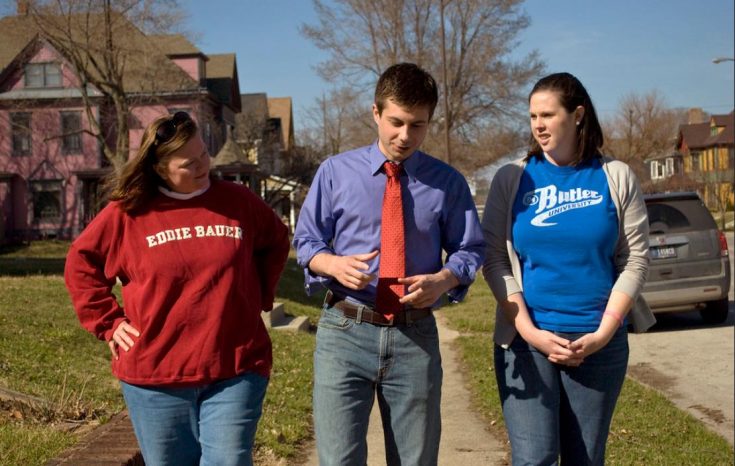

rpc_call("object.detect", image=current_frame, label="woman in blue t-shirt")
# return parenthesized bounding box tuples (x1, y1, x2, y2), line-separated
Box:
(481, 72, 653, 465)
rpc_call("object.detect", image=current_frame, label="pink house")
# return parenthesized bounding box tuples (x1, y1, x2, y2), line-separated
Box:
(0, 8, 241, 242)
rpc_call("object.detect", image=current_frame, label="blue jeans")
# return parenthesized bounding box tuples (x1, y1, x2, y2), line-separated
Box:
(313, 304, 443, 466)
(120, 372, 269, 466)
(495, 327, 629, 466)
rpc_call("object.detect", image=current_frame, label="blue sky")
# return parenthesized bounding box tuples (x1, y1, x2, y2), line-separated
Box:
(183, 0, 733, 126)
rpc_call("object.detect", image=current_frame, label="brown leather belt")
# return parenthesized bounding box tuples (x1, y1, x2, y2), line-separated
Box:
(325, 290, 432, 326)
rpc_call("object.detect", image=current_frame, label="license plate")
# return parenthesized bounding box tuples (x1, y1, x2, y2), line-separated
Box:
(651, 246, 677, 259)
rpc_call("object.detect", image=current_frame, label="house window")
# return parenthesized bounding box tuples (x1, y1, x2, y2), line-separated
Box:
(11, 112, 32, 156)
(665, 158, 674, 177)
(690, 152, 701, 172)
(31, 180, 63, 222)
(650, 161, 664, 180)
(61, 111, 82, 153)
(24, 63, 62, 88)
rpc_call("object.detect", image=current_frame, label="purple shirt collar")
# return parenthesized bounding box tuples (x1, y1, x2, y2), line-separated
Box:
(368, 141, 420, 183)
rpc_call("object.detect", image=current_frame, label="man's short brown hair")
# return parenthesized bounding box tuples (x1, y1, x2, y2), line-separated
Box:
(374, 63, 438, 119)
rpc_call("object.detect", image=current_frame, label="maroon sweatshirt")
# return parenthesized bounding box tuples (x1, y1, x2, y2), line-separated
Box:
(64, 180, 290, 386)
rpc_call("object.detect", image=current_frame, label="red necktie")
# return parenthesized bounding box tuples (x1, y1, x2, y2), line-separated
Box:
(375, 161, 405, 315)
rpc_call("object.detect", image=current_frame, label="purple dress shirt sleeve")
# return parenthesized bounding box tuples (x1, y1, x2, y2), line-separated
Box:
(293, 143, 485, 305)
(292, 161, 337, 295)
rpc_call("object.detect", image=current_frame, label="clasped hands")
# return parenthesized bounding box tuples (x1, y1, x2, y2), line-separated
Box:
(525, 328, 614, 367)
(319, 250, 458, 308)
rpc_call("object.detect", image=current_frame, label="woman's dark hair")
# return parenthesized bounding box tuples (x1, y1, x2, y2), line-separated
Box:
(526, 72, 604, 164)
(375, 63, 439, 119)
(107, 112, 198, 213)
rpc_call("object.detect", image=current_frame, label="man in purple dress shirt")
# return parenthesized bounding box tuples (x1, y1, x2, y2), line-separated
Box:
(293, 63, 485, 466)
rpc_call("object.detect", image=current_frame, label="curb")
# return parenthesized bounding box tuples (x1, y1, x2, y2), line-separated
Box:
(262, 302, 310, 332)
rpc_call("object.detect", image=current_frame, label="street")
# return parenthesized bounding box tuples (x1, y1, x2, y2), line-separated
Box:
(627, 232, 734, 445)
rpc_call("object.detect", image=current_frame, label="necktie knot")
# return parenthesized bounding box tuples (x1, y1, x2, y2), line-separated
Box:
(384, 161, 401, 179)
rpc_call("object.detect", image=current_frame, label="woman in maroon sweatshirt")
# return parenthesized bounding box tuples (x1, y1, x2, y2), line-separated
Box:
(65, 111, 290, 465)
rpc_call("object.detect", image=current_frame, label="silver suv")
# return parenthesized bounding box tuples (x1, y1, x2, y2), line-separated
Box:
(641, 192, 731, 324)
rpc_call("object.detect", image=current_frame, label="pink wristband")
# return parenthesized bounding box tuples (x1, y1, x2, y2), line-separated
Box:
(603, 310, 625, 327)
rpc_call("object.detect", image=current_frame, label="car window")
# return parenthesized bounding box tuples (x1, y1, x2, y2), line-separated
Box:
(646, 199, 717, 233)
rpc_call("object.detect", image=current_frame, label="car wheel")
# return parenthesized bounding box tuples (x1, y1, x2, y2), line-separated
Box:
(700, 298, 730, 324)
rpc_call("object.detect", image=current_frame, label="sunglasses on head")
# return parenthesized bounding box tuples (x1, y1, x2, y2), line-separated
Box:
(155, 111, 191, 145)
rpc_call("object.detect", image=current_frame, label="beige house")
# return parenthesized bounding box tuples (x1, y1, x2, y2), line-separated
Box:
(677, 111, 734, 209)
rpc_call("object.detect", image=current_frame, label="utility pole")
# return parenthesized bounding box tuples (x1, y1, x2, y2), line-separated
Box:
(439, 0, 451, 165)
(321, 92, 328, 154)
(627, 108, 634, 161)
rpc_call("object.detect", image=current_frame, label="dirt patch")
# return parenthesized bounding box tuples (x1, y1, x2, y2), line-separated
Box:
(0, 387, 102, 434)
(627, 363, 730, 429)
(689, 404, 727, 424)
(627, 362, 677, 392)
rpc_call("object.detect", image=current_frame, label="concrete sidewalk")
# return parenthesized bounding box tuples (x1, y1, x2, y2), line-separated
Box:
(302, 311, 507, 465)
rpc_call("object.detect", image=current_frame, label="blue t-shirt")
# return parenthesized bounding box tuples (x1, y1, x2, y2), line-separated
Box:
(512, 155, 619, 332)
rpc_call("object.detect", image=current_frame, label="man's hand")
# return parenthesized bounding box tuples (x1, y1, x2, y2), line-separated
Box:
(310, 251, 378, 290)
(398, 269, 459, 308)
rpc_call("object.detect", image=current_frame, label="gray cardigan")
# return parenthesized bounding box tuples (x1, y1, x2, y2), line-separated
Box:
(481, 156, 656, 346)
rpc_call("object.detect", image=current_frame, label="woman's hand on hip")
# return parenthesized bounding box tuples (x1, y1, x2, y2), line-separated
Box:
(108, 321, 141, 360)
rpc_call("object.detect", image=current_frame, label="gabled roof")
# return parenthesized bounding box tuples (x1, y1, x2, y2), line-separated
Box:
(213, 137, 253, 166)
(678, 111, 734, 150)
(233, 93, 271, 146)
(0, 13, 198, 94)
(678, 122, 711, 150)
(150, 34, 206, 58)
(267, 97, 293, 152)
(239, 93, 269, 123)
(711, 113, 731, 127)
(205, 54, 240, 112)
(207, 53, 235, 79)
(0, 13, 242, 106)
(0, 15, 40, 71)
(0, 33, 44, 89)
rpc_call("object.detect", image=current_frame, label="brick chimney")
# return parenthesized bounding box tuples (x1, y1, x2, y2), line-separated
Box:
(687, 107, 705, 124)
(17, 0, 30, 15)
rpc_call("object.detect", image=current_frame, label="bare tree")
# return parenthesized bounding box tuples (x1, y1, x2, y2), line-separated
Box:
(603, 91, 684, 180)
(24, 0, 188, 170)
(300, 0, 543, 172)
(300, 86, 374, 157)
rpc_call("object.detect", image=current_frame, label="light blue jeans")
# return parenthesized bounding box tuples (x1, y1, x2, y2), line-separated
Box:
(313, 304, 443, 466)
(495, 327, 629, 466)
(120, 372, 269, 466)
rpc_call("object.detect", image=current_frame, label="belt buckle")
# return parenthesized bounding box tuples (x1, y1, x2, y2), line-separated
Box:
(385, 313, 395, 326)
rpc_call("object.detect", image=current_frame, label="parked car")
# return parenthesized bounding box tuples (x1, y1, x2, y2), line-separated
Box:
(641, 192, 731, 323)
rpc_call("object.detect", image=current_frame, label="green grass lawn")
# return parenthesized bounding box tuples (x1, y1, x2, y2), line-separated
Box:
(443, 281, 734, 465)
(0, 243, 317, 465)
(2, 241, 733, 465)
